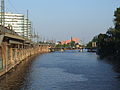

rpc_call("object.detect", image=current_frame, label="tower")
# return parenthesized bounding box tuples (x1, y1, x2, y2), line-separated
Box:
(26, 10, 29, 38)
(71, 36, 73, 42)
(0, 0, 5, 26)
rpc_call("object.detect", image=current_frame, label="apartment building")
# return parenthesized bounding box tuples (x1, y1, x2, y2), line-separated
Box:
(0, 12, 31, 38)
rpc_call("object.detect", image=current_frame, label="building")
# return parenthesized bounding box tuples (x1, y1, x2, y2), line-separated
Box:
(60, 37, 80, 45)
(92, 42, 97, 47)
(0, 12, 32, 38)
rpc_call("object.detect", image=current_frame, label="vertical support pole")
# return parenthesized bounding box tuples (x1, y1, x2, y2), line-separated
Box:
(0, 0, 5, 26)
(27, 10, 29, 39)
(23, 15, 25, 37)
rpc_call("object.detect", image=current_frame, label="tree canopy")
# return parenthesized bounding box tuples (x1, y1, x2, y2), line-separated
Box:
(89, 7, 120, 60)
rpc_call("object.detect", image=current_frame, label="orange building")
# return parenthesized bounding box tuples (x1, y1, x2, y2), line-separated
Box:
(60, 38, 79, 45)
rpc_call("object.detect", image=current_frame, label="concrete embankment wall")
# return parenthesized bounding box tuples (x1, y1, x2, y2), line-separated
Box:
(0, 42, 50, 77)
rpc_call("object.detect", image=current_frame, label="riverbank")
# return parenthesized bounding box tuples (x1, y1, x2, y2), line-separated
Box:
(0, 25, 51, 77)
(97, 54, 120, 74)
(0, 54, 40, 90)
(0, 43, 50, 77)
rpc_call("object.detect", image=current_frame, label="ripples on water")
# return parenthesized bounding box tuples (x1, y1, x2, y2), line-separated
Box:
(0, 50, 120, 90)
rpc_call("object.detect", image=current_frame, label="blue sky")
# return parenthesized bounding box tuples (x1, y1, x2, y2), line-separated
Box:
(5, 0, 120, 43)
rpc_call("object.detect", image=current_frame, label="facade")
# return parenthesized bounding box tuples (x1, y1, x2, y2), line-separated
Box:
(0, 12, 31, 38)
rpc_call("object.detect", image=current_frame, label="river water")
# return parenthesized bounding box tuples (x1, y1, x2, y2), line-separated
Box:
(0, 50, 120, 90)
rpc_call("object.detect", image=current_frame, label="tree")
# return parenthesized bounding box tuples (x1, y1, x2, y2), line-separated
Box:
(114, 8, 120, 30)
(96, 7, 120, 59)
(70, 41, 75, 48)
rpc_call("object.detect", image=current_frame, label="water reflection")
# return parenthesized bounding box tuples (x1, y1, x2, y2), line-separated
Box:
(0, 56, 38, 90)
(0, 51, 120, 90)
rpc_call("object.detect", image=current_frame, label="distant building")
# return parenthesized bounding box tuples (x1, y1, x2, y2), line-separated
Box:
(0, 12, 31, 38)
(60, 37, 80, 45)
(92, 42, 97, 47)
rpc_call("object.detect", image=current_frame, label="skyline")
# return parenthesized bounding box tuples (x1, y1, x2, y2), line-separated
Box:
(5, 0, 120, 43)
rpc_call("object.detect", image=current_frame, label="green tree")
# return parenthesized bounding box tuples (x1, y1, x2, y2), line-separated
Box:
(114, 8, 120, 30)
(96, 7, 120, 59)
(86, 41, 92, 48)
(70, 41, 75, 48)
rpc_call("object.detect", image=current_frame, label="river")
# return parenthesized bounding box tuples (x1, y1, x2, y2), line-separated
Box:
(0, 50, 120, 90)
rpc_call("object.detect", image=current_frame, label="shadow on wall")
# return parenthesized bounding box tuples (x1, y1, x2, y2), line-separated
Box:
(0, 55, 39, 90)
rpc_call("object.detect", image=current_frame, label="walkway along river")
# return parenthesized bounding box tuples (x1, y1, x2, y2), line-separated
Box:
(0, 26, 50, 77)
(0, 50, 120, 90)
